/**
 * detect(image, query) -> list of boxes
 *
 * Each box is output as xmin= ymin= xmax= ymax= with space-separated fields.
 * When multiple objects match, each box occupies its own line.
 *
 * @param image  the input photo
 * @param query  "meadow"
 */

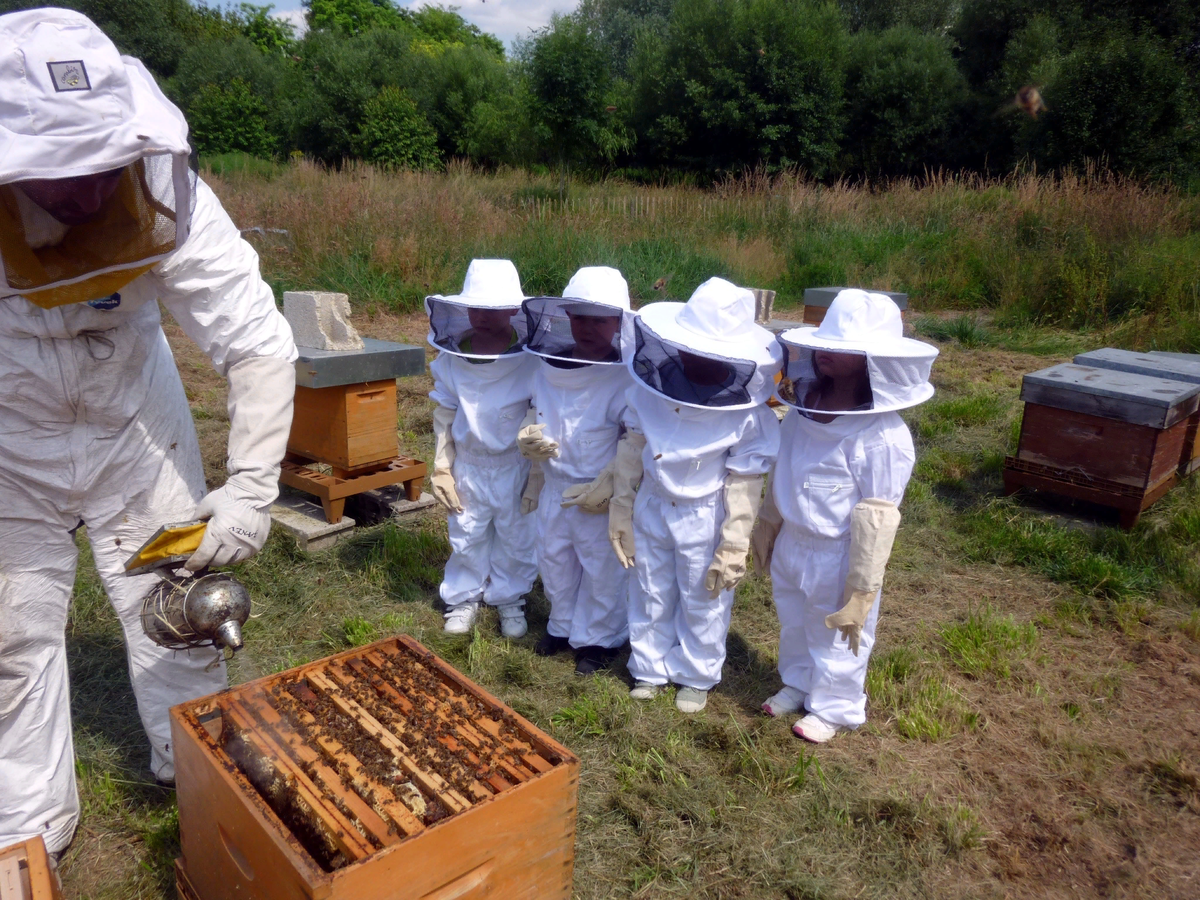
xmin=58 ymin=163 xmax=1200 ymax=899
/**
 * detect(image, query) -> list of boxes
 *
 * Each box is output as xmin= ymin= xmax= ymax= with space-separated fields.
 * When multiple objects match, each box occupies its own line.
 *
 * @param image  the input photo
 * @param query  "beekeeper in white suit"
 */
xmin=427 ymin=259 xmax=539 ymax=638
xmin=516 ymin=266 xmax=635 ymax=675
xmin=609 ymin=277 xmax=781 ymax=713
xmin=0 ymin=9 xmax=297 ymax=856
xmin=753 ymin=289 xmax=937 ymax=742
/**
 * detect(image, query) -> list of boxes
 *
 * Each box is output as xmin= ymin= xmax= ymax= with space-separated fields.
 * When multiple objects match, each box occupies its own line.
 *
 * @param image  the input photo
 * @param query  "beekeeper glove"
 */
xmin=561 ymin=456 xmax=616 ymax=514
xmin=521 ymin=460 xmax=544 ymax=515
xmin=430 ymin=404 xmax=463 ymax=514
xmin=704 ymin=473 xmax=764 ymax=597
xmin=516 ymin=407 xmax=559 ymax=461
xmin=186 ymin=356 xmax=295 ymax=571
xmin=825 ymin=499 xmax=901 ymax=655
xmin=751 ymin=472 xmax=783 ymax=574
xmin=608 ymin=431 xmax=647 ymax=568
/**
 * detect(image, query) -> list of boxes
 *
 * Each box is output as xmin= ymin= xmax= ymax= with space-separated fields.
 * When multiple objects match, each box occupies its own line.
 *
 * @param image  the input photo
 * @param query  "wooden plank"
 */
xmin=1015 ymin=403 xmax=1162 ymax=489
xmin=0 ymin=856 xmax=23 ymax=900
xmin=1020 ymin=363 xmax=1200 ymax=429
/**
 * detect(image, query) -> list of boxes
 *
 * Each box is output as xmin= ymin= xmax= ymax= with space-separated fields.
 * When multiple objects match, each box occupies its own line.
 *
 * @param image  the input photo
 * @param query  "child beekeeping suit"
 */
xmin=427 ymin=259 xmax=539 ymax=638
xmin=517 ymin=266 xmax=635 ymax=675
xmin=0 ymin=10 xmax=297 ymax=855
xmin=754 ymin=289 xmax=937 ymax=742
xmin=612 ymin=277 xmax=781 ymax=713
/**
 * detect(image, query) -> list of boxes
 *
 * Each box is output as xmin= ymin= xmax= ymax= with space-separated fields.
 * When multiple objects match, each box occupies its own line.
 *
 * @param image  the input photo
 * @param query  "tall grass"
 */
xmin=209 ymin=157 xmax=1200 ymax=349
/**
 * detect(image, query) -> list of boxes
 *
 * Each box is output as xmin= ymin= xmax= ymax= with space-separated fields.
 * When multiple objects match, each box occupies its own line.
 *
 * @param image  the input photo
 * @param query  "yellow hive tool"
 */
xmin=124 ymin=520 xmax=207 ymax=577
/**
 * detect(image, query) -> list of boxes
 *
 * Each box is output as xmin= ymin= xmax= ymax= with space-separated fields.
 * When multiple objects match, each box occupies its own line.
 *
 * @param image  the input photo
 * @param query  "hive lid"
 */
xmin=1021 ymin=363 xmax=1200 ymax=429
xmin=294 ymin=338 xmax=425 ymax=388
xmin=803 ymin=286 xmax=908 ymax=310
xmin=1074 ymin=348 xmax=1200 ymax=386
xmin=1148 ymin=350 xmax=1200 ymax=364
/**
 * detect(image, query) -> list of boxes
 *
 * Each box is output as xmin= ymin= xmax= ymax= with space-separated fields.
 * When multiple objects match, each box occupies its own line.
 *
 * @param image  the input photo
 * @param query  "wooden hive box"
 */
xmin=288 ymin=380 xmax=399 ymax=471
xmin=802 ymin=287 xmax=907 ymax=326
xmin=171 ymin=636 xmax=578 ymax=900
xmin=1003 ymin=363 xmax=1200 ymax=528
xmin=0 ymin=836 xmax=62 ymax=900
xmin=1074 ymin=348 xmax=1200 ymax=476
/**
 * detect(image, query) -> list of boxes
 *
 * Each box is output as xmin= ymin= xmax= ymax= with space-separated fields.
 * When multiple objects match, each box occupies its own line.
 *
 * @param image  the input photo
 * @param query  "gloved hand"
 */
xmin=824 ymin=499 xmax=901 ymax=655
xmin=704 ymin=473 xmax=765 ymax=597
xmin=608 ymin=431 xmax=646 ymax=568
xmin=751 ymin=472 xmax=783 ymax=574
xmin=431 ymin=404 xmax=463 ymax=514
xmin=185 ymin=355 xmax=294 ymax=572
xmin=521 ymin=461 xmax=544 ymax=515
xmin=561 ymin=457 xmax=615 ymax=514
xmin=517 ymin=408 xmax=559 ymax=461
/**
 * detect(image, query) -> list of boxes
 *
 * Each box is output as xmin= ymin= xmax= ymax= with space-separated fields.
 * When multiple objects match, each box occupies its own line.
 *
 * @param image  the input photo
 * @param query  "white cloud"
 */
xmin=270 ymin=7 xmax=308 ymax=38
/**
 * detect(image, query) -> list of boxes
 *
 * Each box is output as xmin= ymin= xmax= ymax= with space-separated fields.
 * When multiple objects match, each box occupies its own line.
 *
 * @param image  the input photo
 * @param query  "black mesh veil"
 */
xmin=630 ymin=317 xmax=758 ymax=408
xmin=777 ymin=344 xmax=875 ymax=415
xmin=523 ymin=296 xmax=629 ymax=365
xmin=426 ymin=295 xmax=528 ymax=359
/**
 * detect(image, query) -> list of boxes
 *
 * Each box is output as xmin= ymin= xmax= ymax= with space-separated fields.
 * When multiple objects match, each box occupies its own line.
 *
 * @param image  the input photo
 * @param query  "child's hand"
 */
xmin=521 ymin=463 xmax=544 ymax=514
xmin=704 ymin=543 xmax=748 ymax=597
xmin=517 ymin=423 xmax=560 ymax=461
xmin=431 ymin=469 xmax=464 ymax=514
xmin=561 ymin=462 xmax=615 ymax=514
xmin=825 ymin=590 xmax=874 ymax=656
xmin=609 ymin=504 xmax=636 ymax=568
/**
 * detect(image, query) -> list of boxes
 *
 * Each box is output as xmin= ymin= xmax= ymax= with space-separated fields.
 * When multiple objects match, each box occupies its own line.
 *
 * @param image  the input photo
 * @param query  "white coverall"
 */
xmin=531 ymin=361 xmax=631 ymax=649
xmin=430 ymin=352 xmax=539 ymax=611
xmin=0 ymin=179 xmax=298 ymax=852
xmin=770 ymin=409 xmax=915 ymax=727
xmin=624 ymin=387 xmax=780 ymax=690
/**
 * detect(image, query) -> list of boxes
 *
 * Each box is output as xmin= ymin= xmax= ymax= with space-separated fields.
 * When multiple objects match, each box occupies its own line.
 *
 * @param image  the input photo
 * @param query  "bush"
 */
xmin=353 ymin=86 xmax=441 ymax=170
xmin=187 ymin=78 xmax=275 ymax=157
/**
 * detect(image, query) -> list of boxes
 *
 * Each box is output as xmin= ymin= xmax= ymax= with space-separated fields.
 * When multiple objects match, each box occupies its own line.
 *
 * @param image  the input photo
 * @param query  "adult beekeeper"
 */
xmin=0 ymin=8 xmax=297 ymax=857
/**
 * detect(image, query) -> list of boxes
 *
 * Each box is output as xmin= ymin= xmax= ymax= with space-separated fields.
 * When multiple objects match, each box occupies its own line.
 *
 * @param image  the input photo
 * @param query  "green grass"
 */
xmin=865 ymin=649 xmax=979 ymax=741
xmin=939 ymin=605 xmax=1038 ymax=680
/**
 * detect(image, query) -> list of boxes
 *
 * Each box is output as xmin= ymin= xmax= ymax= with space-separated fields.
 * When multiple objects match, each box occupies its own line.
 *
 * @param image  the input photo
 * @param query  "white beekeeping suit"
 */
xmin=426 ymin=259 xmax=539 ymax=638
xmin=754 ymin=289 xmax=937 ymax=743
xmin=612 ymin=277 xmax=781 ymax=713
xmin=0 ymin=9 xmax=297 ymax=854
xmin=518 ymin=266 xmax=634 ymax=674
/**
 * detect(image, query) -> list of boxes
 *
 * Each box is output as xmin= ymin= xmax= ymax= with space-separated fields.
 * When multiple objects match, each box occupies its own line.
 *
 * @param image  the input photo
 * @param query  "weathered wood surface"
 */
xmin=1020 ymin=363 xmax=1200 ymax=429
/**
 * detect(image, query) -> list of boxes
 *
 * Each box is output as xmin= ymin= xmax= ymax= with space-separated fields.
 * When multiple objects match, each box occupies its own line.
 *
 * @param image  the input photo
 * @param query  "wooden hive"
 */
xmin=1003 ymin=363 xmax=1200 ymax=528
xmin=1074 ymin=348 xmax=1200 ymax=476
xmin=0 ymin=836 xmax=62 ymax=900
xmin=802 ymin=287 xmax=907 ymax=326
xmin=171 ymin=636 xmax=578 ymax=900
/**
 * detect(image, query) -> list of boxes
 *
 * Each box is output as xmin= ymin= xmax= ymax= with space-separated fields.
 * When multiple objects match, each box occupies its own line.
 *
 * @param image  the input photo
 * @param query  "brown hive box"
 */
xmin=288 ymin=381 xmax=400 ymax=471
xmin=802 ymin=287 xmax=907 ymax=326
xmin=0 ymin=836 xmax=62 ymax=900
xmin=171 ymin=636 xmax=578 ymax=900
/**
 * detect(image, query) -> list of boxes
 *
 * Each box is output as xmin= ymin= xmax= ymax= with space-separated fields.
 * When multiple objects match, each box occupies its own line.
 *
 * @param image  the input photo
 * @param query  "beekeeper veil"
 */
xmin=523 ymin=266 xmax=634 ymax=366
xmin=425 ymin=258 xmax=529 ymax=360
xmin=631 ymin=277 xmax=781 ymax=410
xmin=776 ymin=289 xmax=938 ymax=416
xmin=0 ymin=8 xmax=197 ymax=309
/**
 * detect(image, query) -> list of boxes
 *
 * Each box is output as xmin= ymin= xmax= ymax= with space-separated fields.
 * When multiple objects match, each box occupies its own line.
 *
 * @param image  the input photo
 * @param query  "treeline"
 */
xmin=5 ymin=0 xmax=1197 ymax=184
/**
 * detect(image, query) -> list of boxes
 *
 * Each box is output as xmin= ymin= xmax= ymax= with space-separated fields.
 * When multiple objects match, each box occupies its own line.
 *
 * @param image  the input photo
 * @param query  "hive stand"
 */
xmin=280 ymin=339 xmax=427 ymax=524
xmin=0 ymin=836 xmax=63 ymax=900
xmin=802 ymin=287 xmax=907 ymax=326
xmin=1003 ymin=363 xmax=1200 ymax=529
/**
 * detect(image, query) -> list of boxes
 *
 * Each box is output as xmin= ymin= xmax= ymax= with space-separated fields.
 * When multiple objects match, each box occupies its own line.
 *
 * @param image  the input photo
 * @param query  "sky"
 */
xmin=268 ymin=1 xmax=581 ymax=51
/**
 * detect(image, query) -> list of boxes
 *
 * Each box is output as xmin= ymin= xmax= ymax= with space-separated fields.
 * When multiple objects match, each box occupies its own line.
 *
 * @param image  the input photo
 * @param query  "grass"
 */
xmin=939 ymin=605 xmax=1038 ymax=680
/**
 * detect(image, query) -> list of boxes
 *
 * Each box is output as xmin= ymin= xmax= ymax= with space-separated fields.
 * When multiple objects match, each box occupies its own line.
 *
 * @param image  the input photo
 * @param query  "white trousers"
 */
xmin=441 ymin=452 xmax=537 ymax=610
xmin=770 ymin=526 xmax=881 ymax=728
xmin=627 ymin=485 xmax=731 ymax=691
xmin=535 ymin=474 xmax=629 ymax=649
xmin=0 ymin=334 xmax=227 ymax=853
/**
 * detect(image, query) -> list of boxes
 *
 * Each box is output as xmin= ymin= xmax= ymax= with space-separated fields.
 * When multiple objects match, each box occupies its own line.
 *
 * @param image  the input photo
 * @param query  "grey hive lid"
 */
xmin=1148 ymin=350 xmax=1200 ymax=364
xmin=294 ymin=338 xmax=426 ymax=388
xmin=803 ymin=287 xmax=908 ymax=310
xmin=1021 ymin=362 xmax=1200 ymax=429
xmin=1074 ymin=348 xmax=1200 ymax=386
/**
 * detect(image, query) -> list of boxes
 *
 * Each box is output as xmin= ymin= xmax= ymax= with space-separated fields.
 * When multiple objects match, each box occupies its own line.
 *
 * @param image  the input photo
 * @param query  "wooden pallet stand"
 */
xmin=280 ymin=454 xmax=426 ymax=525
xmin=0 ymin=836 xmax=63 ymax=900
xmin=802 ymin=286 xmax=907 ymax=326
xmin=1003 ymin=363 xmax=1200 ymax=529
xmin=171 ymin=635 xmax=578 ymax=900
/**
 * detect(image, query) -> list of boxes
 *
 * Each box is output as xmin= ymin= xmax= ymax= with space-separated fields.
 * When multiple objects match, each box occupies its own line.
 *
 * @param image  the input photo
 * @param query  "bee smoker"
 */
xmin=140 ymin=572 xmax=252 ymax=652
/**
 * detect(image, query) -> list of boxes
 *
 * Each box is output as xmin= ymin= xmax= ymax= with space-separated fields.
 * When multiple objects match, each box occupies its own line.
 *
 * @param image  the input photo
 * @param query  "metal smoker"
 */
xmin=124 ymin=521 xmax=252 ymax=653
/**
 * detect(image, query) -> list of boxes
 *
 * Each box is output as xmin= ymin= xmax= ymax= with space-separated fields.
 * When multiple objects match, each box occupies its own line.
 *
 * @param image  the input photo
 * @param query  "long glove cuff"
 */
xmin=225 ymin=355 xmax=296 ymax=508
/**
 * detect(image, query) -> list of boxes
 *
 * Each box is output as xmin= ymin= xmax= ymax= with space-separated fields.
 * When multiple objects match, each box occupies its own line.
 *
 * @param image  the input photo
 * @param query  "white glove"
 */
xmin=186 ymin=355 xmax=294 ymax=571
xmin=561 ymin=456 xmax=616 ymax=514
xmin=750 ymin=471 xmax=783 ymax=574
xmin=521 ymin=460 xmax=544 ymax=515
xmin=430 ymin=405 xmax=463 ymax=514
xmin=825 ymin=499 xmax=901 ymax=655
xmin=607 ymin=431 xmax=646 ymax=568
xmin=516 ymin=408 xmax=559 ymax=461
xmin=704 ymin=473 xmax=764 ymax=597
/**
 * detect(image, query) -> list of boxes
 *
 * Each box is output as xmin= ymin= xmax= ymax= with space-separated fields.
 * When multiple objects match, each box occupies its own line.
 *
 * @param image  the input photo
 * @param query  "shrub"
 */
xmin=186 ymin=78 xmax=275 ymax=157
xmin=354 ymin=86 xmax=441 ymax=170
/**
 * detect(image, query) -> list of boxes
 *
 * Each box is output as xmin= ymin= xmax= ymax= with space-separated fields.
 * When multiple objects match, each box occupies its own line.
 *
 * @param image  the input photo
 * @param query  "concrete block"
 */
xmin=283 ymin=291 xmax=365 ymax=351
xmin=345 ymin=487 xmax=437 ymax=526
xmin=270 ymin=491 xmax=356 ymax=552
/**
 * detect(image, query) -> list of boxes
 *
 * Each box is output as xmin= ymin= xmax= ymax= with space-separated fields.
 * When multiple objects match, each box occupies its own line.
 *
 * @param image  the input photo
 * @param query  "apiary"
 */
xmin=802 ymin=287 xmax=907 ymax=326
xmin=0 ymin=836 xmax=62 ymax=900
xmin=1003 ymin=363 xmax=1200 ymax=528
xmin=171 ymin=636 xmax=578 ymax=900
xmin=1073 ymin=348 xmax=1200 ymax=475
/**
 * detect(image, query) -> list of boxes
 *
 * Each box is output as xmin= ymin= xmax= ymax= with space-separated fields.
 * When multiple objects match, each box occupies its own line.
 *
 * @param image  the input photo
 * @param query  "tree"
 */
xmin=353 ymin=86 xmax=441 ymax=169
xmin=187 ymin=78 xmax=276 ymax=156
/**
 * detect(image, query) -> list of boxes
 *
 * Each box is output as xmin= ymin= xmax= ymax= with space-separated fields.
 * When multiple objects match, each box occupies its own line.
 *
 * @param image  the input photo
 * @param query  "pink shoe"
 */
xmin=792 ymin=713 xmax=845 ymax=744
xmin=761 ymin=686 xmax=805 ymax=718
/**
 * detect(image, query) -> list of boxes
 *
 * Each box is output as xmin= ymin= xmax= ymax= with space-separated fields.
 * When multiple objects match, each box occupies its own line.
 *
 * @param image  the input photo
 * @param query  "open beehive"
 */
xmin=0 ymin=836 xmax=62 ymax=900
xmin=171 ymin=636 xmax=578 ymax=900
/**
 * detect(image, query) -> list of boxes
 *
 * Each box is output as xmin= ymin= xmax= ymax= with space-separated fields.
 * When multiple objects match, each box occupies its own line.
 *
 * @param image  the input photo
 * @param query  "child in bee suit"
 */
xmin=753 ymin=289 xmax=937 ymax=742
xmin=427 ymin=259 xmax=540 ymax=638
xmin=516 ymin=267 xmax=635 ymax=675
xmin=609 ymin=277 xmax=781 ymax=713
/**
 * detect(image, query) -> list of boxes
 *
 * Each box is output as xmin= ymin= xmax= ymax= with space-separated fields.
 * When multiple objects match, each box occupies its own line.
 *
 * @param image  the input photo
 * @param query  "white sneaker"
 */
xmin=629 ymin=680 xmax=664 ymax=701
xmin=762 ymin=686 xmax=805 ymax=718
xmin=443 ymin=601 xmax=480 ymax=634
xmin=792 ymin=713 xmax=845 ymax=744
xmin=497 ymin=605 xmax=528 ymax=639
xmin=675 ymin=686 xmax=708 ymax=713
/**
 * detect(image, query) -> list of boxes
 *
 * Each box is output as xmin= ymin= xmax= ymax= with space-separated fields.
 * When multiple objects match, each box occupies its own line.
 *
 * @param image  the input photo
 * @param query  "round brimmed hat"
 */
xmin=523 ymin=266 xmax=634 ymax=365
xmin=425 ymin=258 xmax=528 ymax=359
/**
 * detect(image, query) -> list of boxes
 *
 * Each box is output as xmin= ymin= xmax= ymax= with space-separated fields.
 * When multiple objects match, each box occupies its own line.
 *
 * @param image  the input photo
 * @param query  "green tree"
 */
xmin=574 ymin=0 xmax=675 ymax=76
xmin=187 ymin=78 xmax=276 ymax=156
xmin=353 ymin=86 xmax=441 ymax=169
xmin=236 ymin=3 xmax=296 ymax=54
xmin=306 ymin=0 xmax=406 ymax=35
